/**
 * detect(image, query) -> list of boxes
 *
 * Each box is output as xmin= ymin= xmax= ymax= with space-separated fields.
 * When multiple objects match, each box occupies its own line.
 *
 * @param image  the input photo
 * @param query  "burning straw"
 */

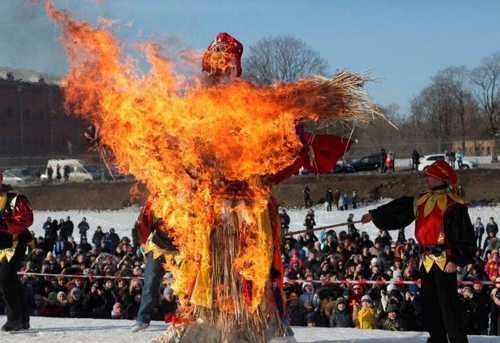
xmin=273 ymin=71 xmax=380 ymax=125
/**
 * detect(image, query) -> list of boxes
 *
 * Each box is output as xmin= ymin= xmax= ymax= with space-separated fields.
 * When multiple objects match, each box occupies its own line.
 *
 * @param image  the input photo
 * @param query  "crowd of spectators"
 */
xmin=0 ymin=216 xmax=176 ymax=322
xmin=281 ymin=207 xmax=500 ymax=336
xmin=1 ymin=206 xmax=499 ymax=336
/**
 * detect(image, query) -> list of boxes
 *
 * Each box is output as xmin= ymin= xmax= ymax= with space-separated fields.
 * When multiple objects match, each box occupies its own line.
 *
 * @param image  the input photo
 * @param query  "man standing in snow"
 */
xmin=131 ymin=200 xmax=178 ymax=332
xmin=361 ymin=160 xmax=476 ymax=343
xmin=0 ymin=170 xmax=34 ymax=332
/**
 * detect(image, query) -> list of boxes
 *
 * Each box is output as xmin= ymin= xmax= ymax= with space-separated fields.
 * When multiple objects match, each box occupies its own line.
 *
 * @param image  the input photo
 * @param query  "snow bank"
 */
xmin=1 ymin=316 xmax=498 ymax=343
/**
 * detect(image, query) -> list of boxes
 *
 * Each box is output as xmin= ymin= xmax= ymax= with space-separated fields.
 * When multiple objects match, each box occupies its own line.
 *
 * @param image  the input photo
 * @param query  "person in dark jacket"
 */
xmin=83 ymin=282 xmax=108 ymax=318
xmin=92 ymin=226 xmax=104 ymax=247
xmin=380 ymin=303 xmax=406 ymax=331
xmin=325 ymin=188 xmax=334 ymax=212
xmin=309 ymin=288 xmax=335 ymax=327
xmin=287 ymin=292 xmax=307 ymax=326
xmin=43 ymin=217 xmax=58 ymax=253
xmin=280 ymin=209 xmax=291 ymax=235
xmin=47 ymin=166 xmax=54 ymax=182
xmin=304 ymin=209 xmax=316 ymax=231
xmin=330 ymin=298 xmax=353 ymax=328
xmin=67 ymin=287 xmax=86 ymax=318
xmin=362 ymin=160 xmax=476 ymax=343
xmin=303 ymin=185 xmax=313 ymax=208
xmin=78 ymin=217 xmax=90 ymax=242
xmin=490 ymin=277 xmax=500 ymax=336
xmin=56 ymin=164 xmax=62 ymax=183
xmin=472 ymin=281 xmax=490 ymax=335
xmin=380 ymin=148 xmax=387 ymax=173
xmin=460 ymin=286 xmax=481 ymax=335
xmin=474 ymin=217 xmax=485 ymax=251
xmin=486 ymin=217 xmax=499 ymax=237
xmin=107 ymin=228 xmax=120 ymax=252
xmin=412 ymin=149 xmax=420 ymax=170
xmin=63 ymin=165 xmax=70 ymax=182
xmin=399 ymin=291 xmax=424 ymax=331
xmin=0 ymin=173 xmax=34 ymax=331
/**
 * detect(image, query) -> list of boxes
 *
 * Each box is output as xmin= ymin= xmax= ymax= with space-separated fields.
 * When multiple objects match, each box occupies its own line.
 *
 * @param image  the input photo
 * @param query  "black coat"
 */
xmin=330 ymin=309 xmax=353 ymax=327
xmin=369 ymin=195 xmax=476 ymax=267
xmin=486 ymin=222 xmax=499 ymax=236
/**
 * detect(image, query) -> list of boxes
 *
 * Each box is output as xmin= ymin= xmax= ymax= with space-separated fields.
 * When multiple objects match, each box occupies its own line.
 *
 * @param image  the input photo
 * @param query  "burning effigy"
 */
xmin=46 ymin=1 xmax=379 ymax=342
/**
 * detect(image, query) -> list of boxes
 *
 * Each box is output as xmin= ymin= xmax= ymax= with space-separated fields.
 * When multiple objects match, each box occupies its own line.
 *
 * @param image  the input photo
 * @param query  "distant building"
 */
xmin=451 ymin=139 xmax=496 ymax=156
xmin=0 ymin=69 xmax=88 ymax=157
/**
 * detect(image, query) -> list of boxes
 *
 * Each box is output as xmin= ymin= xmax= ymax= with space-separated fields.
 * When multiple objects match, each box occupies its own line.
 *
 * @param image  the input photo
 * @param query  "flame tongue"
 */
xmin=46 ymin=0 xmax=376 ymax=316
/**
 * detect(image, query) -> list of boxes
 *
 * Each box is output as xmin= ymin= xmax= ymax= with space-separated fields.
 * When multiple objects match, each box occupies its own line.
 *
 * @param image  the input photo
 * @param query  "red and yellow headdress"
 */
xmin=425 ymin=160 xmax=458 ymax=186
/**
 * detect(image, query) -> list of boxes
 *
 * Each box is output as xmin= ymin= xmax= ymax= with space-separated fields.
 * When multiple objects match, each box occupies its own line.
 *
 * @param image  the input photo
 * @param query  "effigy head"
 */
xmin=202 ymin=32 xmax=243 ymax=78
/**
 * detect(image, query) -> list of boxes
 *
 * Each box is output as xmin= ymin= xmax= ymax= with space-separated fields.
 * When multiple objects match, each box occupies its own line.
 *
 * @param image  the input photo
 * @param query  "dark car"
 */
xmin=332 ymin=162 xmax=356 ymax=174
xmin=350 ymin=153 xmax=383 ymax=172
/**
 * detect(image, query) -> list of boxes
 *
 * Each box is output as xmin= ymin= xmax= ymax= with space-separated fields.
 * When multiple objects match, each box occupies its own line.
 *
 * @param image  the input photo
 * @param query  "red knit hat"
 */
xmin=425 ymin=160 xmax=458 ymax=186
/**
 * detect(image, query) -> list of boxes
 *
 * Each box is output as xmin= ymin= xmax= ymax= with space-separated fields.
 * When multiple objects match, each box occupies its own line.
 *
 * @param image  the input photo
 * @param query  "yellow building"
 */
xmin=452 ymin=139 xmax=496 ymax=156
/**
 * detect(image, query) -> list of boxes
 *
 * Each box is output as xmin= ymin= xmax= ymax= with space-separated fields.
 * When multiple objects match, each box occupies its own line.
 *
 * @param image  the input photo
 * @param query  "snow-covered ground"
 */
xmin=32 ymin=201 xmax=500 ymax=242
xmin=1 ymin=316 xmax=498 ymax=343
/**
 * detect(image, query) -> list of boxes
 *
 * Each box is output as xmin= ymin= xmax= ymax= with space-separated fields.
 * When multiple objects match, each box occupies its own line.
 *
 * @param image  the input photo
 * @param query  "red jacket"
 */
xmin=0 ymin=192 xmax=33 ymax=236
xmin=485 ymin=259 xmax=498 ymax=281
xmin=135 ymin=201 xmax=156 ymax=245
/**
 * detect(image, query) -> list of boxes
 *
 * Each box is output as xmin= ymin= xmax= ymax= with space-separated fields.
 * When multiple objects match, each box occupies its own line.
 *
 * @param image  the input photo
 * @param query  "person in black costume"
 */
xmin=0 ymin=171 xmax=34 ymax=332
xmin=361 ymin=160 xmax=476 ymax=343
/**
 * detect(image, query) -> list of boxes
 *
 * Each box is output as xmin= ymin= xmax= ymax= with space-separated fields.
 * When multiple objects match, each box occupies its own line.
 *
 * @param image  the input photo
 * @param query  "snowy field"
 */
xmin=0 ymin=316 xmax=498 ymax=343
xmin=32 ymin=201 xmax=500 ymax=242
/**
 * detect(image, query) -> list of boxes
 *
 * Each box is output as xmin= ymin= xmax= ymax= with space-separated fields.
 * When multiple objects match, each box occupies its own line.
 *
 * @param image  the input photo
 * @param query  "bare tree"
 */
xmin=470 ymin=52 xmax=500 ymax=135
xmin=243 ymin=36 xmax=328 ymax=85
xmin=410 ymin=67 xmax=479 ymax=152
xmin=434 ymin=67 xmax=478 ymax=150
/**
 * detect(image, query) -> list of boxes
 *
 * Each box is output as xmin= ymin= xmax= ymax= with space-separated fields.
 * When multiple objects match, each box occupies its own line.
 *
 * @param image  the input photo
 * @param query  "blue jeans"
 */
xmin=136 ymin=252 xmax=165 ymax=324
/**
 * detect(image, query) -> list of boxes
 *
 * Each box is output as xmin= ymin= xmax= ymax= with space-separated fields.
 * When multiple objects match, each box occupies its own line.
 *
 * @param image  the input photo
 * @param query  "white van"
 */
xmin=40 ymin=159 xmax=94 ymax=183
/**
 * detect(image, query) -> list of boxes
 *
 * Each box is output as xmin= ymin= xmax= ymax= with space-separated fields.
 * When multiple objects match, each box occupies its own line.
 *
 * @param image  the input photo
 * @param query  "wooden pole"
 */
xmin=284 ymin=220 xmax=363 ymax=237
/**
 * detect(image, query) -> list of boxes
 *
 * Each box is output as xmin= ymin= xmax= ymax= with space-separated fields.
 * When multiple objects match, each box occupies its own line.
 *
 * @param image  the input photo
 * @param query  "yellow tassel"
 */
xmin=0 ymin=193 xmax=7 ymax=212
xmin=0 ymin=240 xmax=18 ymax=263
xmin=422 ymin=252 xmax=447 ymax=273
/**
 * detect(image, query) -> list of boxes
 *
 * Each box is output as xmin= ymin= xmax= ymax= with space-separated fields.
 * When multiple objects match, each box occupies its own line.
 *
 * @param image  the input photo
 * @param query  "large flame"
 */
xmin=46 ymin=1 xmax=376 ymax=315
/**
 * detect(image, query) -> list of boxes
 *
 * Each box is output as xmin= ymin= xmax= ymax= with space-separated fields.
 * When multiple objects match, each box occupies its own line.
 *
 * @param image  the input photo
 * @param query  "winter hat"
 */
xmin=336 ymin=298 xmax=347 ymax=306
xmin=386 ymin=303 xmax=399 ymax=314
xmin=361 ymin=295 xmax=372 ymax=303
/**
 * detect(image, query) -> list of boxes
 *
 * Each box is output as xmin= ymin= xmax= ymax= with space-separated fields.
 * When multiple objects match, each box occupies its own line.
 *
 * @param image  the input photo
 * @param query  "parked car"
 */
xmin=40 ymin=159 xmax=94 ymax=183
xmin=332 ymin=161 xmax=356 ymax=174
xmin=417 ymin=154 xmax=477 ymax=171
xmin=2 ymin=169 xmax=24 ymax=186
xmin=350 ymin=153 xmax=383 ymax=172
xmin=3 ymin=168 xmax=37 ymax=184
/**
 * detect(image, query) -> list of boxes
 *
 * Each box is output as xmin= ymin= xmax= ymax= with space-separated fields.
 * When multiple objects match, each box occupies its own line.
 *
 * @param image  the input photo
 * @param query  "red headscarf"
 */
xmin=425 ymin=160 xmax=458 ymax=186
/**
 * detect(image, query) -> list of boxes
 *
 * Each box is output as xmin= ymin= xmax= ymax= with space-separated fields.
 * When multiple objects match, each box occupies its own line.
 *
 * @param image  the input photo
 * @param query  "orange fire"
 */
xmin=46 ymin=0 xmax=375 ymax=315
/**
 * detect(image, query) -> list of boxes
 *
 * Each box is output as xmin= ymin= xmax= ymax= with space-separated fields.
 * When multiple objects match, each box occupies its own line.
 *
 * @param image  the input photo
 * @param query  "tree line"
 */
xmin=242 ymin=36 xmax=499 ymax=157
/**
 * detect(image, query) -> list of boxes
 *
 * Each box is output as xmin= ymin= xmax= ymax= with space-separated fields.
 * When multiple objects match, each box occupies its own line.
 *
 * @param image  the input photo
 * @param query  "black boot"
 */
xmin=1 ymin=321 xmax=24 ymax=332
